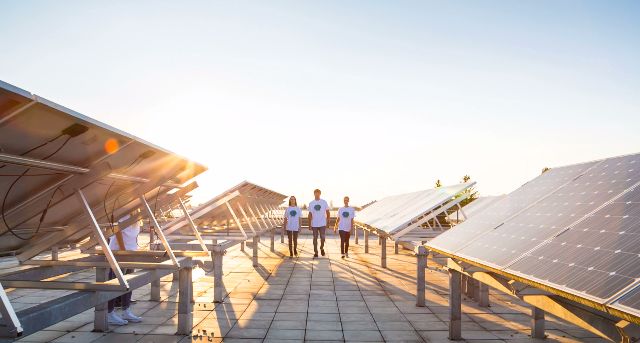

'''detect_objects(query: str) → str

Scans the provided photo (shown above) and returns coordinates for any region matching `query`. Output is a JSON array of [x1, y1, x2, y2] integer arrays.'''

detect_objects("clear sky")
[[1, 1, 639, 206]]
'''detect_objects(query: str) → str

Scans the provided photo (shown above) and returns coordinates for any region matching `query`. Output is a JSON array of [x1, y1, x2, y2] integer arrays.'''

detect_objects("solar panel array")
[[428, 153, 640, 318], [356, 183, 474, 236], [0, 79, 207, 254]]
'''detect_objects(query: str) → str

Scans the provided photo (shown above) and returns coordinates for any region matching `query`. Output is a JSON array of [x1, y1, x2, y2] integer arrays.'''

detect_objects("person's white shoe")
[[341, 254, 345, 258], [121, 308, 142, 323], [345, 253, 349, 258], [107, 311, 128, 326]]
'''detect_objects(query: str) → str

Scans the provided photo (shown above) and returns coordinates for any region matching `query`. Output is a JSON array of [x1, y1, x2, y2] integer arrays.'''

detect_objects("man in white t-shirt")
[[106, 214, 143, 326], [308, 189, 330, 258], [334, 196, 356, 258]]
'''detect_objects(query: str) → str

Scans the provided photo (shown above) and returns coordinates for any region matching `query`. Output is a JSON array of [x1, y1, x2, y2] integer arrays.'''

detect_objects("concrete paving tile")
[[270, 320, 307, 330], [225, 327, 267, 339], [265, 328, 306, 340], [343, 330, 384, 342], [307, 320, 342, 330], [380, 329, 423, 342], [305, 330, 344, 341]]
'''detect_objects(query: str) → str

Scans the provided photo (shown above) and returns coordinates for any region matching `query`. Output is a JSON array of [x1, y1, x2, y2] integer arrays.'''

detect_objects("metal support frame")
[[140, 195, 179, 266], [225, 201, 248, 239], [0, 282, 22, 337], [151, 276, 161, 301], [237, 205, 257, 236], [94, 267, 109, 332], [270, 227, 275, 252], [478, 282, 489, 307], [354, 226, 359, 244], [177, 259, 193, 335], [381, 235, 387, 268], [76, 189, 129, 288], [531, 306, 546, 339], [416, 246, 428, 307], [449, 265, 462, 340], [249, 204, 269, 232], [438, 256, 640, 342], [394, 242, 399, 254], [364, 229, 369, 253], [252, 235, 259, 267], [177, 197, 208, 252], [213, 250, 224, 303]]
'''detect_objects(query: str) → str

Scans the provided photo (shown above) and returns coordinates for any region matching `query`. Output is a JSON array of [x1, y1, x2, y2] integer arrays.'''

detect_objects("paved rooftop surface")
[[10, 233, 605, 342]]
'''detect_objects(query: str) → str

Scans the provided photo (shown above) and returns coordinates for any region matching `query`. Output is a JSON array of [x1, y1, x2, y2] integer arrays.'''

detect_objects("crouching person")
[[107, 214, 143, 325]]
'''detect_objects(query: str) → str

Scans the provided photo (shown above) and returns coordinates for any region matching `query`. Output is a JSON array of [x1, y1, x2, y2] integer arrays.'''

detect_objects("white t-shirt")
[[308, 199, 330, 227], [109, 215, 141, 251], [337, 206, 356, 231], [285, 206, 302, 231]]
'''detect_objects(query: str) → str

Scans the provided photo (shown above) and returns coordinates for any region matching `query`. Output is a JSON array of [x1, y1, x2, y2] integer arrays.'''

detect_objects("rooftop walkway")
[[13, 233, 603, 342]]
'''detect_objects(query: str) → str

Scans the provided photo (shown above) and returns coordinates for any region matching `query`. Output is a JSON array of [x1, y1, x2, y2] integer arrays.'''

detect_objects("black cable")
[[0, 136, 72, 240], [0, 173, 64, 177], [0, 133, 64, 170]]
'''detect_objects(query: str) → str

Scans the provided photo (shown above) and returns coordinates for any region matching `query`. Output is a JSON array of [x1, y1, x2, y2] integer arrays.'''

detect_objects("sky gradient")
[[1, 1, 639, 206]]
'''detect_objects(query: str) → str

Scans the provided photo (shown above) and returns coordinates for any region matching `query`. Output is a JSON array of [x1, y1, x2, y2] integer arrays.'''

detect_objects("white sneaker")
[[107, 311, 128, 326], [345, 253, 349, 258], [121, 308, 142, 323]]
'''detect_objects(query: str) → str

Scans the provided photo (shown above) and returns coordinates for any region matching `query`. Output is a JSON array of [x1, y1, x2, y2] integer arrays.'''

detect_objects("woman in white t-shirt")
[[283, 196, 301, 258], [334, 196, 356, 258]]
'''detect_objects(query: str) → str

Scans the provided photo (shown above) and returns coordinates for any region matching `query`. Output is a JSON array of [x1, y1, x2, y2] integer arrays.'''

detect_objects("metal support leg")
[[240, 241, 245, 252], [51, 246, 59, 261], [177, 262, 193, 335], [0, 282, 22, 337], [270, 229, 275, 253], [213, 251, 224, 303], [364, 230, 369, 253], [252, 236, 259, 267], [449, 267, 462, 340], [354, 227, 358, 244], [281, 228, 285, 244], [478, 283, 489, 307], [416, 246, 427, 307], [94, 267, 109, 332], [531, 307, 545, 339], [394, 243, 399, 254], [151, 276, 161, 301], [381, 236, 387, 268]]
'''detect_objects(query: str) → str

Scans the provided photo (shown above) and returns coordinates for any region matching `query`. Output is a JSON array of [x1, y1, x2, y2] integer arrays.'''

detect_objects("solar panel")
[[163, 180, 286, 239], [456, 154, 639, 269], [428, 160, 598, 254], [506, 159, 640, 301], [428, 152, 640, 320], [0, 80, 207, 255], [356, 183, 474, 237]]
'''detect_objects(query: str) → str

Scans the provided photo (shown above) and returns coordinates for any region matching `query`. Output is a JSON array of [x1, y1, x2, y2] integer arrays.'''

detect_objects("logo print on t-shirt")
[[342, 211, 349, 218], [314, 204, 321, 211], [289, 210, 297, 217]]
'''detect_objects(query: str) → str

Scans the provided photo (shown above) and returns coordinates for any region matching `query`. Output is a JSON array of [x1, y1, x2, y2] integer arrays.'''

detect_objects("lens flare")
[[104, 138, 119, 154]]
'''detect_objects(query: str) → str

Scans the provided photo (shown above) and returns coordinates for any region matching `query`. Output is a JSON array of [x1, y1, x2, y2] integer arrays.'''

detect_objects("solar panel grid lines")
[[428, 160, 601, 255], [503, 155, 640, 302], [462, 154, 640, 269]]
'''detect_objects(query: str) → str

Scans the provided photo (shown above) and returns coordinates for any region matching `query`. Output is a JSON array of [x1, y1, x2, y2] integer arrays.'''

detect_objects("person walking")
[[308, 189, 330, 258], [335, 196, 356, 258], [283, 196, 301, 258], [106, 214, 143, 326]]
